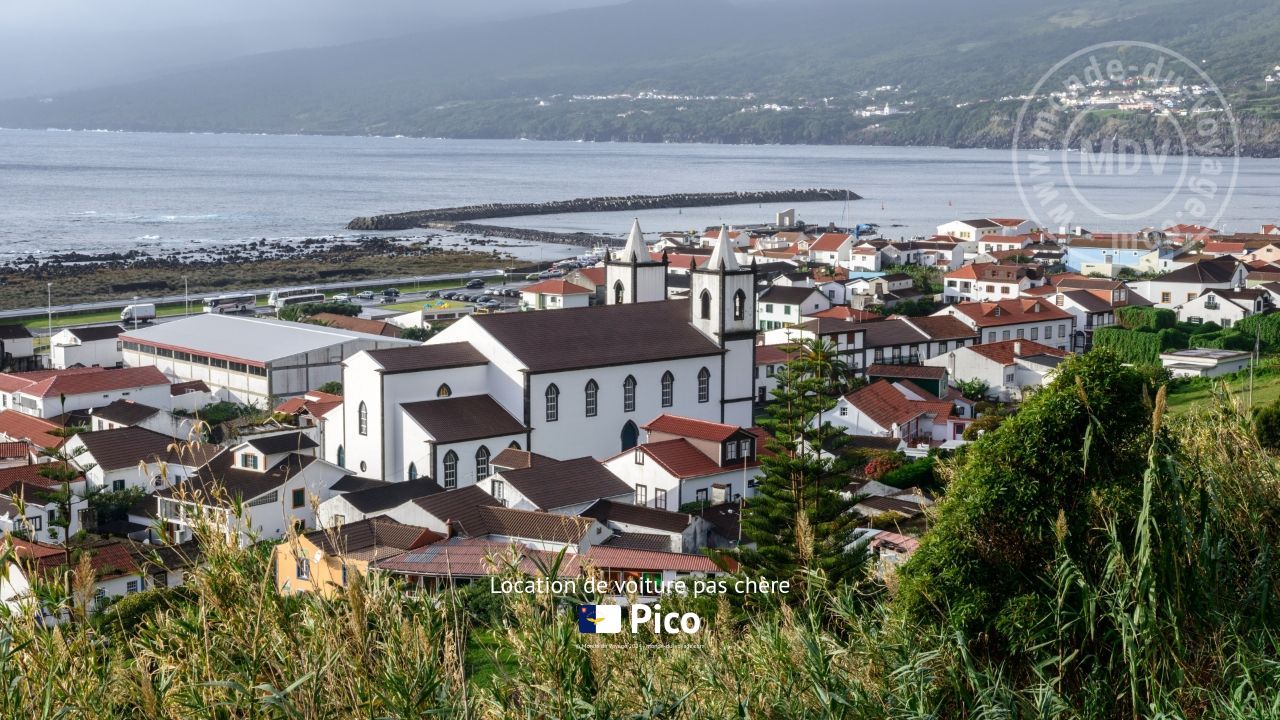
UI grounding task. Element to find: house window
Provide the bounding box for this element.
[740,439,752,458]
[613,281,625,304]
[112,479,125,492]
[475,446,491,479]
[726,441,738,460]
[699,290,712,320]
[437,384,452,398]
[733,290,746,320]
[635,484,648,506]
[1161,292,1172,304]
[839,405,848,416]
[1045,326,1054,339]
[336,445,345,467]
[296,558,311,580]
[1204,297,1219,310]
[491,479,506,506]
[1187,293,1196,302]
[26,516,42,531]
[126,580,139,594]
[1016,329,1024,339]
[695,488,709,505]
[1001,330,1011,341]
[1058,324,1066,336]
[585,379,599,417]
[358,401,368,436]
[1030,328,1039,340]
[697,367,710,403]
[291,488,305,509]
[545,384,559,422]
[655,488,667,509]
[766,365,775,377]
[407,462,418,481]
[765,303,774,313]
[333,514,346,526]
[660,371,674,408]
[634,448,644,465]
[240,452,259,470]
[623,375,636,412]
[443,451,458,489]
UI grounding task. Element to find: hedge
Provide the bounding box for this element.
[1191,330,1254,351]
[1235,314,1280,350]
[1093,327,1163,364]
[1116,306,1176,331]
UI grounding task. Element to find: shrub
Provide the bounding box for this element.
[1117,305,1175,331]
[1253,399,1280,451]
[1236,313,1280,350]
[282,301,360,322]
[879,457,934,489]
[961,413,1004,440]
[318,381,343,395]
[863,453,905,480]
[955,378,989,401]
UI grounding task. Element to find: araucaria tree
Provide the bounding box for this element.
[737,340,864,591]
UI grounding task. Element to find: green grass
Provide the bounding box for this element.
[378,299,467,313]
[1166,371,1280,412]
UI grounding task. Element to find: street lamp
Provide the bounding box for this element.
[183,275,189,316]
[46,282,52,343]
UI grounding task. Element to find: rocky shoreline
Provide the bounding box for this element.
[449,223,620,248]
[347,189,860,232]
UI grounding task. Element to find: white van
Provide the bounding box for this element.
[120,303,157,323]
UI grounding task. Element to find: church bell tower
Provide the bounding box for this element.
[690,225,757,426]
[605,218,667,304]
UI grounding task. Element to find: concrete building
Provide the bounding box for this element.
[49,325,124,369]
[1160,348,1253,378]
[0,326,36,372]
[520,279,593,310]
[0,366,170,419]
[120,314,414,405]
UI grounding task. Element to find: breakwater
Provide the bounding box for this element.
[451,223,619,248]
[347,189,860,231]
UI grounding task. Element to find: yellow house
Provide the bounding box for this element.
[274,517,440,596]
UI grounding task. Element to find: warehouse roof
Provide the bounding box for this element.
[120,314,415,364]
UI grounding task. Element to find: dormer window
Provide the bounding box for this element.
[725,441,738,461]
[239,452,259,470]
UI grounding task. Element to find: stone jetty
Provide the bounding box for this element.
[450,223,620,248]
[347,189,860,231]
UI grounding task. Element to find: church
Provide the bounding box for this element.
[332,221,758,485]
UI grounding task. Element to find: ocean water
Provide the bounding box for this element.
[1,128,1277,259]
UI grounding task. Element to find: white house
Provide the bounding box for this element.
[943,263,1046,303]
[64,426,219,493]
[49,325,124,370]
[0,366,171,419]
[807,232,854,266]
[757,285,832,330]
[520,279,594,311]
[154,434,348,546]
[480,449,633,515]
[602,414,765,512]
[936,219,1002,241]
[934,298,1076,350]
[2,538,148,621]
[0,326,36,373]
[830,380,968,446]
[924,339,1068,402]
[1175,288,1269,328]
[0,466,89,544]
[848,245,883,272]
[335,223,758,481]
[1160,348,1253,378]
[1131,258,1247,309]
[578,498,701,553]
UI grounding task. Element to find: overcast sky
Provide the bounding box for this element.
[0,0,619,98]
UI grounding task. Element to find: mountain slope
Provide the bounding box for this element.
[3,0,1279,152]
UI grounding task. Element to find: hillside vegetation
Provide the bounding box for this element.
[3,350,1279,718]
[3,0,1280,152]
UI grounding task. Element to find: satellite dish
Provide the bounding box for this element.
[312,550,323,563]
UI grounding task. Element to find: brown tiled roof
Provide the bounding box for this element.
[580,498,693,534]
[759,285,823,305]
[967,340,1068,366]
[412,486,503,536]
[1155,257,1240,284]
[170,380,211,396]
[584,545,728,573]
[274,390,342,419]
[631,438,760,480]
[472,506,595,544]
[0,410,65,450]
[92,399,161,426]
[77,426,216,471]
[491,448,532,470]
[866,364,946,380]
[244,431,319,455]
[0,441,28,459]
[309,313,403,338]
[67,325,124,342]
[904,316,978,341]
[339,478,443,513]
[643,414,741,442]
[376,537,576,578]
[84,541,142,580]
[304,517,441,560]
[842,380,954,429]
[0,464,67,492]
[946,299,1074,327]
[367,342,488,374]
[754,344,798,365]
[162,451,317,502]
[401,395,525,443]
[602,531,677,551]
[857,495,927,517]
[498,454,631,511]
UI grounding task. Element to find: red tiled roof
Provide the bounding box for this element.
[171,380,210,396]
[946,299,1073,327]
[522,279,593,295]
[0,411,64,450]
[570,267,606,286]
[808,233,851,252]
[844,380,957,430]
[966,339,1068,366]
[807,306,881,322]
[654,252,708,268]
[274,390,343,418]
[85,542,142,580]
[637,439,725,479]
[1166,224,1218,234]
[989,218,1028,227]
[584,545,730,573]
[643,414,740,442]
[945,262,1032,282]
[0,464,69,492]
[1203,241,1245,254]
[754,344,798,365]
[0,442,27,459]
[0,366,169,399]
[309,313,404,338]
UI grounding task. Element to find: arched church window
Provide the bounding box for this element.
[699,290,712,320]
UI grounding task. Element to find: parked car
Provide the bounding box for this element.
[383,288,401,298]
[465,278,485,289]
[332,293,351,302]
[357,290,375,300]
[423,290,439,299]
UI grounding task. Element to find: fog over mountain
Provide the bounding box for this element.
[2,0,1279,153]
[0,0,615,98]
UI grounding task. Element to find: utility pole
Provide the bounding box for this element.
[184,275,189,316]
[46,282,52,349]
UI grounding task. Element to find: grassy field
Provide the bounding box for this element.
[1166,371,1280,413]
[379,299,466,313]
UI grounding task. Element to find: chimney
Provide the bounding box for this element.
[1013,341,1022,357]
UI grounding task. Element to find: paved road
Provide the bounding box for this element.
[0,268,513,323]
